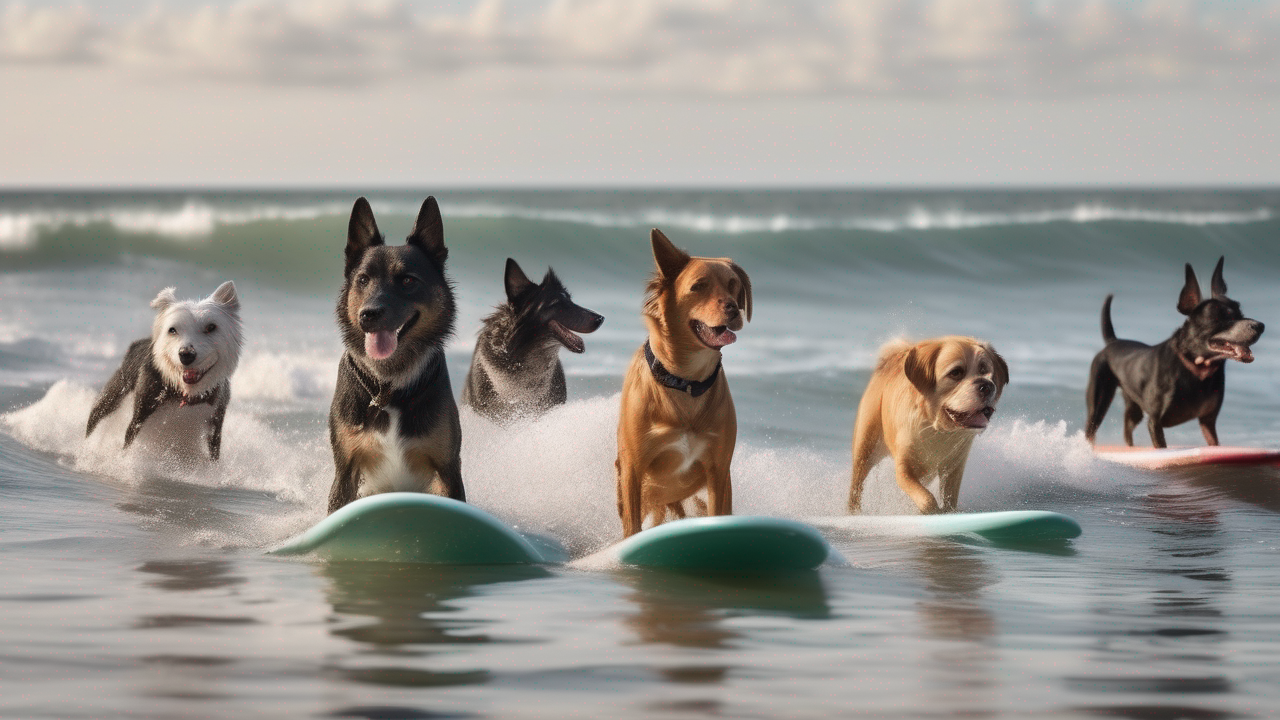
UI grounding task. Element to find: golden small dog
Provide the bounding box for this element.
[615,229,752,537]
[847,336,1008,515]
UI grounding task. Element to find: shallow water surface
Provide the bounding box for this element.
[3,188,1280,718]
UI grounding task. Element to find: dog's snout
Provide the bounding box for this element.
[178,348,197,367]
[722,299,739,319]
[359,306,384,329]
[1252,320,1266,338]
[976,378,995,399]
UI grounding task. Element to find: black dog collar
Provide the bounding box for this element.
[644,341,720,398]
[346,351,441,409]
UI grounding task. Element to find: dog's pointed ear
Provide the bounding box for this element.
[345,197,383,277]
[210,281,239,315]
[651,228,690,280]
[150,286,177,311]
[504,258,534,302]
[1177,263,1202,315]
[1210,256,1227,299]
[989,346,1010,390]
[407,196,448,269]
[904,341,942,394]
[730,261,753,322]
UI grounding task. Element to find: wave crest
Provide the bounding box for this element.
[1,198,1272,249]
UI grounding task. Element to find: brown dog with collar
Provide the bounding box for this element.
[615,229,753,538]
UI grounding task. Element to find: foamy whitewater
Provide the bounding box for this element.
[3,188,1280,719]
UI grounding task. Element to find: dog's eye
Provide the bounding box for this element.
[690,280,707,292]
[947,367,965,380]
[205,323,217,333]
[399,276,417,288]
[356,274,370,287]
[168,327,177,336]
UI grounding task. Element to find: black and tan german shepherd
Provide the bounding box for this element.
[461,258,603,423]
[327,196,464,513]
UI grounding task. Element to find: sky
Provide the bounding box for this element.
[1,0,1278,187]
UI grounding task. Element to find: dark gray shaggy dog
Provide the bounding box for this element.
[327,196,464,513]
[462,258,603,424]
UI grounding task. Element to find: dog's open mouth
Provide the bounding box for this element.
[690,320,736,349]
[946,406,995,430]
[1205,338,1254,363]
[365,312,420,361]
[181,368,205,386]
[549,319,586,354]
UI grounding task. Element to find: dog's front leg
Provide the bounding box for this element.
[207,387,228,461]
[938,465,965,513]
[327,459,359,514]
[616,455,644,538]
[1199,412,1220,447]
[706,464,732,517]
[439,460,466,503]
[895,456,939,515]
[123,374,166,449]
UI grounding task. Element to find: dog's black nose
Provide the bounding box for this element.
[178,349,197,366]
[722,300,739,319]
[1253,320,1266,337]
[976,378,995,399]
[359,307,384,328]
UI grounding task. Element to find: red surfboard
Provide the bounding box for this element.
[1095,445,1280,469]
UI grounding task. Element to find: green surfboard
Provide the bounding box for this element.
[613,516,830,571]
[269,493,548,564]
[811,510,1082,542]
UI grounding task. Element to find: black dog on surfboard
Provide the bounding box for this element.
[327,197,465,513]
[1085,257,1264,448]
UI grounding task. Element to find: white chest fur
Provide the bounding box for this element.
[357,409,438,497]
[658,428,713,476]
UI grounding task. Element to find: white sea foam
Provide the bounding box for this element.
[1,380,332,502]
[0,199,1272,248]
[0,381,1144,556]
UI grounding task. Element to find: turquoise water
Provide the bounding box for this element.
[2,189,1280,718]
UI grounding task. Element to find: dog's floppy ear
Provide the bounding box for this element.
[989,345,1010,389]
[651,228,690,280]
[730,261,753,322]
[407,196,448,269]
[504,258,534,302]
[904,341,942,394]
[1177,263,1202,315]
[209,281,239,315]
[150,286,177,311]
[345,197,383,277]
[1210,256,1227,299]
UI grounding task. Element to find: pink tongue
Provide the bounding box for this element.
[182,370,200,384]
[366,331,398,360]
[709,327,737,348]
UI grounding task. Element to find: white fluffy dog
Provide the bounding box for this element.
[86,282,243,460]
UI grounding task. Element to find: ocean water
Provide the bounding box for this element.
[2,188,1280,719]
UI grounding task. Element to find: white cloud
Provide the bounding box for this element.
[1,0,1278,96]
[0,3,100,62]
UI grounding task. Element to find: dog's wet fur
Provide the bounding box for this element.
[327,196,464,513]
[86,282,242,460]
[848,336,1008,515]
[1085,256,1265,448]
[462,258,603,423]
[615,228,752,537]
